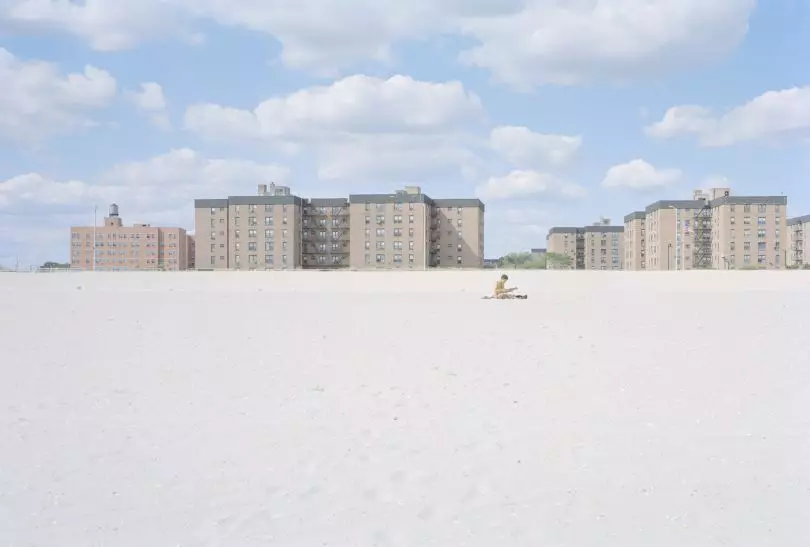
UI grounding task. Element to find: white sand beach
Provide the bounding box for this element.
[1,270,809,546]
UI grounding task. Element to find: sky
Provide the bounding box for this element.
[1,0,809,267]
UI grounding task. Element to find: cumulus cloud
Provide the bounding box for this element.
[128,82,170,129]
[0,0,755,86]
[645,86,810,146]
[490,126,582,168]
[184,74,486,183]
[601,159,682,190]
[476,170,587,201]
[0,47,117,144]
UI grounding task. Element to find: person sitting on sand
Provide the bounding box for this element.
[494,274,518,299]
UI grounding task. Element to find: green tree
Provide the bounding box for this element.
[40,261,70,270]
[498,252,546,269]
[545,252,573,269]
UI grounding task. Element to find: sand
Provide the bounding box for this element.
[1,270,809,546]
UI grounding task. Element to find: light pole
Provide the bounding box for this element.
[667,242,672,270]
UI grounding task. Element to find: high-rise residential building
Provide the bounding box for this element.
[69,204,189,271]
[546,221,624,270]
[193,184,484,270]
[546,228,581,269]
[787,215,809,267]
[624,211,646,270]
[631,187,788,270]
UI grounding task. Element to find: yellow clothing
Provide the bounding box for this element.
[495,279,506,294]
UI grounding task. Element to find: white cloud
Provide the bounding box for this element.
[490,126,581,168]
[0,147,289,266]
[128,82,170,129]
[0,148,288,216]
[0,0,755,86]
[476,170,587,201]
[185,74,486,182]
[459,0,755,88]
[646,86,810,146]
[601,159,682,190]
[0,47,117,144]
[186,74,484,138]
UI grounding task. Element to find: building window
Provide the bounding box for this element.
[375,254,384,263]
[376,228,384,237]
[376,215,385,225]
[376,241,385,249]
[457,256,462,264]
[409,215,414,224]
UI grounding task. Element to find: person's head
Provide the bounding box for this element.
[501,274,508,280]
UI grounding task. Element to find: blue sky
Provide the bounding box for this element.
[1,0,809,266]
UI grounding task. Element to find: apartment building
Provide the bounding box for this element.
[547,222,624,270]
[584,225,624,270]
[69,204,189,271]
[643,199,707,270]
[633,187,787,270]
[546,227,581,269]
[787,215,808,267]
[194,184,484,270]
[710,194,787,269]
[624,211,646,270]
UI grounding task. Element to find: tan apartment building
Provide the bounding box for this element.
[787,215,809,267]
[624,211,646,270]
[635,187,787,270]
[70,204,189,271]
[546,227,580,269]
[710,194,787,269]
[584,225,624,270]
[194,184,485,270]
[546,222,624,270]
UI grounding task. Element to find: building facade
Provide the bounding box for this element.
[583,225,624,270]
[546,228,581,269]
[628,187,788,270]
[787,215,809,267]
[547,223,624,270]
[187,235,196,270]
[623,211,646,270]
[69,204,190,271]
[194,184,485,270]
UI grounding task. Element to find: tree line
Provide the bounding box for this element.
[497,252,573,269]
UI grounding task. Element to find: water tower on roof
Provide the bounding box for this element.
[105,203,123,227]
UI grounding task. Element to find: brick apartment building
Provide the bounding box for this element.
[194,184,485,270]
[69,204,193,271]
